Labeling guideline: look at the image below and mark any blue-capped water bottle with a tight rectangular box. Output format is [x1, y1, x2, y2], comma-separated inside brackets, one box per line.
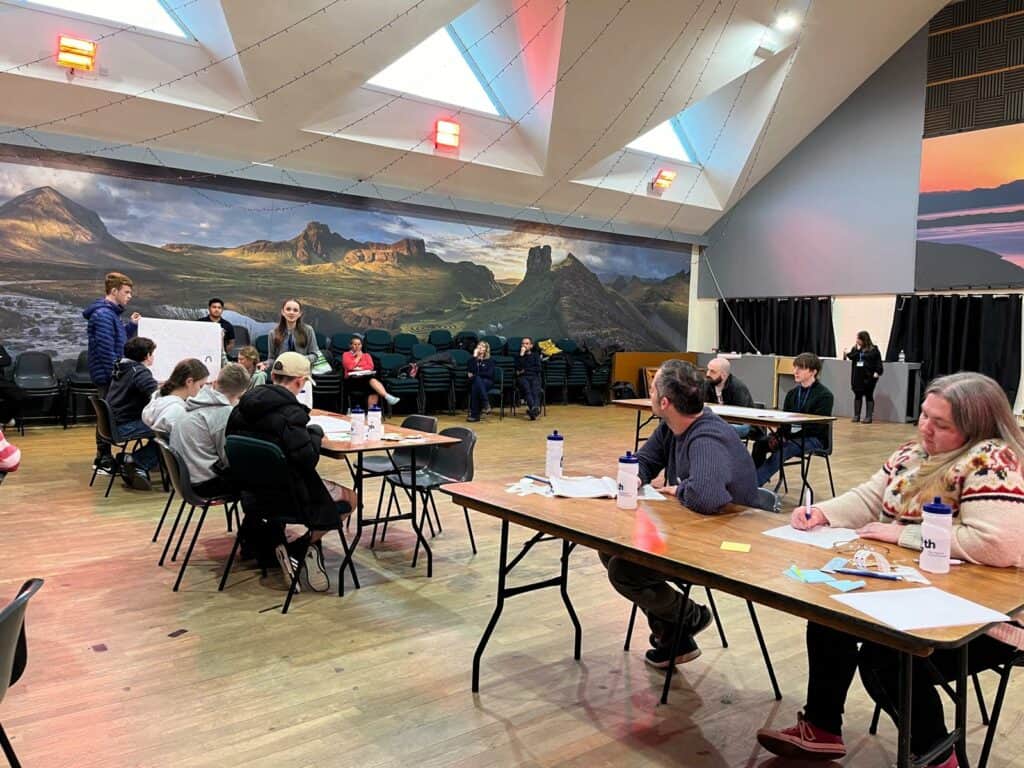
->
[616, 450, 640, 510]
[546, 429, 564, 479]
[350, 404, 366, 443]
[919, 496, 952, 574]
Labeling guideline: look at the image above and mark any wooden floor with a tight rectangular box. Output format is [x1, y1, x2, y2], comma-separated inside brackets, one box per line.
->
[1, 407, 1020, 767]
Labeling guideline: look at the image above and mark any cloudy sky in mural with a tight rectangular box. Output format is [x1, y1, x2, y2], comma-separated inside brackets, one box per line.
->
[0, 161, 687, 281]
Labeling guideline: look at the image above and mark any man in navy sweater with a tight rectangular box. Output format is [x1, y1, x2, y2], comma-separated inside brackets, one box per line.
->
[600, 359, 759, 669]
[83, 272, 141, 472]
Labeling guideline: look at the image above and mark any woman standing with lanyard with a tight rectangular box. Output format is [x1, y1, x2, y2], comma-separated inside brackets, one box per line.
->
[847, 330, 883, 423]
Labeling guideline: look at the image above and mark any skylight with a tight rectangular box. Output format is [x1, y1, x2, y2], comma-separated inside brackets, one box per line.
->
[626, 118, 693, 163]
[27, 0, 188, 38]
[367, 27, 501, 116]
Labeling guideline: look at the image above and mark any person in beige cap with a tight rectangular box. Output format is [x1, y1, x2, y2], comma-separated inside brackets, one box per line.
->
[226, 351, 354, 593]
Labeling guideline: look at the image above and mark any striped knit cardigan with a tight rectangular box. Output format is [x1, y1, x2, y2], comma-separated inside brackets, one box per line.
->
[820, 439, 1024, 650]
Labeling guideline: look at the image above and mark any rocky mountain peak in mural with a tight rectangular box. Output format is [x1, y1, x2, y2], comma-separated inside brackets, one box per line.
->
[0, 185, 147, 266]
[293, 221, 361, 264]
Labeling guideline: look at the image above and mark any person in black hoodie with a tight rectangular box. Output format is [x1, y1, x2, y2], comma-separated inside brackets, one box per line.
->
[846, 330, 884, 424]
[226, 352, 354, 592]
[752, 352, 834, 487]
[467, 340, 496, 423]
[106, 336, 159, 490]
[702, 357, 756, 439]
[515, 337, 542, 420]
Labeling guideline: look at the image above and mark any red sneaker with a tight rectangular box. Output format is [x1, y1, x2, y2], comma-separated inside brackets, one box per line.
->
[757, 712, 847, 760]
[929, 753, 958, 768]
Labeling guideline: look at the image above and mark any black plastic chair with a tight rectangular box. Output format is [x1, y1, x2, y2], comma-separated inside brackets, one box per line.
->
[565, 359, 591, 403]
[780, 421, 836, 499]
[427, 329, 453, 351]
[380, 427, 478, 563]
[378, 353, 418, 416]
[542, 355, 569, 405]
[450, 349, 471, 408]
[393, 333, 419, 357]
[454, 331, 478, 350]
[490, 357, 516, 419]
[312, 372, 343, 412]
[155, 442, 240, 593]
[589, 362, 611, 402]
[0, 578, 44, 768]
[88, 396, 146, 497]
[364, 329, 392, 355]
[221, 436, 357, 613]
[418, 362, 453, 414]
[314, 330, 328, 350]
[480, 335, 505, 355]
[411, 343, 437, 361]
[254, 335, 269, 361]
[484, 366, 507, 420]
[555, 338, 579, 354]
[12, 352, 63, 433]
[366, 415, 438, 544]
[64, 351, 98, 426]
[623, 487, 782, 704]
[232, 324, 251, 349]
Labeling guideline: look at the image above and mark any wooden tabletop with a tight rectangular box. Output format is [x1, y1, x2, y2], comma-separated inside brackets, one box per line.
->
[612, 399, 838, 428]
[310, 409, 460, 457]
[440, 480, 1024, 654]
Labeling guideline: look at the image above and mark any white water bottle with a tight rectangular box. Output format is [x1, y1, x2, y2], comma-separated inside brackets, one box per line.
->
[616, 451, 640, 510]
[350, 405, 367, 443]
[366, 404, 383, 441]
[546, 430, 564, 479]
[898, 349, 906, 363]
[919, 496, 953, 574]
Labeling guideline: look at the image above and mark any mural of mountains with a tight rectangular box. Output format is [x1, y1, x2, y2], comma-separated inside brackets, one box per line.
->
[0, 183, 687, 359]
[918, 179, 1024, 216]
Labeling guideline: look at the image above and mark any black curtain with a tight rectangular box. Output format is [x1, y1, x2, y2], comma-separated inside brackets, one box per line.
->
[717, 297, 836, 357]
[886, 294, 1022, 402]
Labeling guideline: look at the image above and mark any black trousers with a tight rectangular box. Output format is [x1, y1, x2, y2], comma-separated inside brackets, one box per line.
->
[518, 374, 541, 410]
[0, 378, 25, 424]
[854, 377, 879, 404]
[598, 552, 702, 641]
[804, 622, 1016, 758]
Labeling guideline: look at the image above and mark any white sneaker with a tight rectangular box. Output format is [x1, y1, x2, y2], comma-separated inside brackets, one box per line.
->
[385, 393, 400, 406]
[302, 542, 329, 592]
[275, 543, 300, 593]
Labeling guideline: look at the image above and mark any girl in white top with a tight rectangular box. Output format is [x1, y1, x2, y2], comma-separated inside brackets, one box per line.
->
[142, 358, 209, 434]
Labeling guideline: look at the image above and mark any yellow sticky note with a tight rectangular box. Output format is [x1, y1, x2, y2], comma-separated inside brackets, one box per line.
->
[721, 541, 751, 553]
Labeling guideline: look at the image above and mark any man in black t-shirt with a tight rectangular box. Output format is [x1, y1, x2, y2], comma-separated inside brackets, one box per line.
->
[200, 298, 235, 354]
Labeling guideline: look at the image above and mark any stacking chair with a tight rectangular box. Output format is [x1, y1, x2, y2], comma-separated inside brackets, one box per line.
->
[449, 349, 471, 408]
[780, 421, 836, 499]
[505, 337, 524, 356]
[232, 324, 251, 350]
[221, 436, 357, 613]
[565, 359, 591, 403]
[481, 335, 505, 355]
[378, 353, 418, 416]
[393, 333, 419, 357]
[418, 361, 453, 414]
[623, 487, 782, 704]
[366, 415, 438, 544]
[555, 338, 579, 354]
[490, 356, 516, 419]
[0, 578, 44, 768]
[88, 396, 147, 497]
[13, 351, 63, 433]
[542, 355, 569, 405]
[454, 330, 478, 350]
[65, 351, 98, 425]
[427, 329, 453, 351]
[411, 343, 436, 361]
[314, 330, 328, 350]
[312, 372, 343, 412]
[589, 362, 612, 402]
[364, 329, 393, 355]
[329, 332, 356, 357]
[485, 367, 507, 420]
[254, 334, 269, 361]
[155, 442, 240, 592]
[379, 426, 479, 565]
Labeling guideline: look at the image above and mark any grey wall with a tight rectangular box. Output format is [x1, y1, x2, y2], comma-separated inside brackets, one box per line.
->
[699, 29, 928, 299]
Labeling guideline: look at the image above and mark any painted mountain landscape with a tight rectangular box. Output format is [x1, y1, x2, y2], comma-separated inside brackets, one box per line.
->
[916, 122, 1024, 290]
[0, 159, 689, 363]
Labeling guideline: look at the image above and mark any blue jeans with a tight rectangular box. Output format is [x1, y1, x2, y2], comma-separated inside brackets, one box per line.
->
[469, 376, 491, 418]
[518, 374, 541, 410]
[733, 424, 751, 440]
[117, 419, 158, 471]
[755, 436, 823, 487]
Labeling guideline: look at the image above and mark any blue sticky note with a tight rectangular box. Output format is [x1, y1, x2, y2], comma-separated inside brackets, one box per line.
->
[822, 557, 847, 574]
[799, 569, 837, 584]
[783, 565, 804, 582]
[827, 579, 865, 593]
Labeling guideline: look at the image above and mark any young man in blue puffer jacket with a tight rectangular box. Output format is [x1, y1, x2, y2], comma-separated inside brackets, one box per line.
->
[83, 272, 141, 472]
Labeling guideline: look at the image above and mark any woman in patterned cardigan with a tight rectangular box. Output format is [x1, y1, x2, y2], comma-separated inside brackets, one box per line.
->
[757, 372, 1024, 768]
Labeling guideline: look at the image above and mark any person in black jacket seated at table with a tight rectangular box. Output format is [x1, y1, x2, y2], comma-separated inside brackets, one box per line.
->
[467, 340, 496, 423]
[600, 359, 760, 670]
[226, 352, 355, 593]
[515, 336, 542, 420]
[846, 330, 883, 424]
[106, 336, 160, 490]
[702, 357, 756, 439]
[751, 352, 834, 487]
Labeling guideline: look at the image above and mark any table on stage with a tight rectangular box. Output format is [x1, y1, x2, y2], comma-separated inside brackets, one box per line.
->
[440, 479, 1024, 768]
[313, 410, 460, 594]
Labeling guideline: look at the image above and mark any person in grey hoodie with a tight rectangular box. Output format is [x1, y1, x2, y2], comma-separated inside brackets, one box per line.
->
[142, 358, 209, 435]
[170, 363, 250, 498]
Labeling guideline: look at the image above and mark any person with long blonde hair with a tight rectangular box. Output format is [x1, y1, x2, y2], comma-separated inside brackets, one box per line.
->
[757, 372, 1024, 767]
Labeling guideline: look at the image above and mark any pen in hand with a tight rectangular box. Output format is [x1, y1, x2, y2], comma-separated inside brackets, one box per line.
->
[802, 487, 813, 521]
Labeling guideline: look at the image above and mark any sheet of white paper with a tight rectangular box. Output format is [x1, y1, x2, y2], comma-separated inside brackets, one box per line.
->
[831, 587, 1009, 631]
[762, 525, 859, 549]
[137, 318, 222, 382]
[549, 475, 618, 499]
[308, 415, 351, 434]
[640, 484, 667, 501]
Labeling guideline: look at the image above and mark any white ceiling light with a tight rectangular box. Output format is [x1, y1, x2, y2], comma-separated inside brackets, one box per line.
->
[367, 27, 502, 116]
[626, 119, 693, 163]
[774, 12, 799, 32]
[27, 0, 188, 38]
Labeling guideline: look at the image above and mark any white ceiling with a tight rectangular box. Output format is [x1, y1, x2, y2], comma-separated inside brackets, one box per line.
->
[0, 0, 947, 243]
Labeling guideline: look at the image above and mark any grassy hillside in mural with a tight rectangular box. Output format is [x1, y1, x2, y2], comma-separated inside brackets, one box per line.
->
[0, 183, 688, 361]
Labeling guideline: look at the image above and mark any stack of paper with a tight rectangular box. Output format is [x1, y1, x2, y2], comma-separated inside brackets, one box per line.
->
[549, 476, 618, 499]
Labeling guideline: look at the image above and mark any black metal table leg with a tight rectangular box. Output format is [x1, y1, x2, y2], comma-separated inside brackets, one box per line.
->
[338, 450, 364, 596]
[897, 651, 913, 768]
[954, 646, 970, 768]
[407, 446, 432, 577]
[634, 410, 641, 452]
[474, 519, 509, 693]
[560, 540, 581, 660]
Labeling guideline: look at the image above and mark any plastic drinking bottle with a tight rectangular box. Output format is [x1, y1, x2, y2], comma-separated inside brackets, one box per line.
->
[919, 496, 953, 574]
[546, 430, 564, 480]
[350, 405, 367, 443]
[616, 451, 640, 510]
[366, 404, 383, 441]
